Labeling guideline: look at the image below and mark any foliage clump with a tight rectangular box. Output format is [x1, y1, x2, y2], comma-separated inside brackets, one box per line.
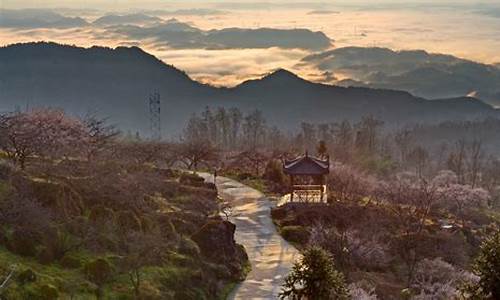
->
[280, 246, 349, 299]
[468, 230, 500, 299]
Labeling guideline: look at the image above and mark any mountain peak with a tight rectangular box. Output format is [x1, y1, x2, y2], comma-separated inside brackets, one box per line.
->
[266, 68, 297, 78]
[261, 68, 306, 83]
[237, 68, 306, 88]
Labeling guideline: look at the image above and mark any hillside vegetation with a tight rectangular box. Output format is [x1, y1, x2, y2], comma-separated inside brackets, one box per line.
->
[0, 109, 248, 299]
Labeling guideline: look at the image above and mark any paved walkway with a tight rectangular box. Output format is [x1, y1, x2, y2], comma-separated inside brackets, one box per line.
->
[200, 174, 300, 300]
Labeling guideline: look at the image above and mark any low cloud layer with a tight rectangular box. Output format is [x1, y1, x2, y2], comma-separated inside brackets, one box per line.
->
[307, 10, 340, 15]
[0, 9, 88, 28]
[111, 19, 333, 50]
[93, 13, 162, 26]
[299, 47, 500, 104]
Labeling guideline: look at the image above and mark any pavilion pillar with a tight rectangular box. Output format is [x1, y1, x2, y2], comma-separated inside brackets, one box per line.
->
[290, 175, 294, 202]
[320, 175, 324, 203]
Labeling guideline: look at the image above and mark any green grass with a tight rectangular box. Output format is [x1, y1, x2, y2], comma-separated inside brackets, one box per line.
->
[0, 246, 96, 299]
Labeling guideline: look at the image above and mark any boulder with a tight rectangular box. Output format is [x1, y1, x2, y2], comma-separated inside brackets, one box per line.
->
[191, 220, 237, 263]
[191, 220, 248, 280]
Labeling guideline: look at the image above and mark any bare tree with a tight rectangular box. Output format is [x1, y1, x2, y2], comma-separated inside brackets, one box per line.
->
[83, 114, 119, 162]
[466, 139, 484, 188]
[242, 109, 266, 150]
[175, 141, 219, 171]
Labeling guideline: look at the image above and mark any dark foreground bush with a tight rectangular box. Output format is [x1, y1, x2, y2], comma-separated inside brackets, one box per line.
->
[84, 258, 113, 286]
[280, 226, 310, 244]
[179, 173, 205, 187]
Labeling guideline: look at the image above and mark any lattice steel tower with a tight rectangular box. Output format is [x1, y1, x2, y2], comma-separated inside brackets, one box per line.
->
[149, 91, 161, 140]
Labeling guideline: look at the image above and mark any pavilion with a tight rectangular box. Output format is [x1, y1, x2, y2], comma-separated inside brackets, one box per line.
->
[283, 152, 330, 203]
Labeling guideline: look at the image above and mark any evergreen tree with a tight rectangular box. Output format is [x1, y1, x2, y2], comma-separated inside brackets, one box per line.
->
[280, 247, 349, 300]
[471, 230, 500, 299]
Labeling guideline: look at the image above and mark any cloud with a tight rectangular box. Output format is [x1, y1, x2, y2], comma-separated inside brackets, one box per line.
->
[0, 9, 88, 29]
[111, 19, 333, 51]
[299, 46, 500, 104]
[93, 13, 162, 26]
[160, 9, 227, 16]
[156, 47, 308, 86]
[307, 10, 340, 15]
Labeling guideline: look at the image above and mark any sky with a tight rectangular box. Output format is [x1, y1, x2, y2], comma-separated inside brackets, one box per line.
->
[1, 1, 500, 86]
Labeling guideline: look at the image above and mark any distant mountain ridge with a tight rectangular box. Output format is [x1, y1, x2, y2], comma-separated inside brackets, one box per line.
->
[300, 46, 500, 106]
[1, 42, 498, 136]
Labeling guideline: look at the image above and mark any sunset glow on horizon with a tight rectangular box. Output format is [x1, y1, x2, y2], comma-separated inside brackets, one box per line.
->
[2, 1, 500, 86]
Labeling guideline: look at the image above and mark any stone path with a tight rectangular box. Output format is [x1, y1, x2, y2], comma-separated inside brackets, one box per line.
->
[200, 173, 300, 300]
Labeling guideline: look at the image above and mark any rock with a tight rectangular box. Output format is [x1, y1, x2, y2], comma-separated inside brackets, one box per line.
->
[191, 220, 249, 280]
[192, 220, 237, 263]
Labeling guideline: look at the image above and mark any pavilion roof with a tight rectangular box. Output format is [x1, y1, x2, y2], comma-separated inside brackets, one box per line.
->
[283, 154, 329, 175]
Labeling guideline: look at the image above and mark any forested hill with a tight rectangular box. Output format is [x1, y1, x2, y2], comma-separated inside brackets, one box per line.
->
[1, 42, 498, 135]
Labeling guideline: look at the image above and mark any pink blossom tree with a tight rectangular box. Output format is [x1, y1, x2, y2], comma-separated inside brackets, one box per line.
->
[328, 163, 379, 204]
[0, 109, 88, 170]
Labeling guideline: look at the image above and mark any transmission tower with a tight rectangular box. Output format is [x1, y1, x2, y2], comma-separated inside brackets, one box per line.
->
[148, 91, 161, 140]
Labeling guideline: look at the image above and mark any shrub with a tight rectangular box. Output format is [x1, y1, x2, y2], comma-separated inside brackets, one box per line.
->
[40, 226, 79, 261]
[17, 268, 37, 285]
[411, 258, 473, 300]
[88, 205, 115, 223]
[0, 163, 12, 180]
[7, 228, 38, 257]
[84, 258, 113, 285]
[263, 160, 286, 185]
[60, 253, 82, 269]
[140, 215, 156, 233]
[178, 236, 200, 257]
[179, 173, 205, 187]
[472, 230, 500, 298]
[348, 281, 378, 300]
[157, 215, 179, 242]
[36, 246, 56, 265]
[0, 227, 7, 246]
[280, 226, 310, 245]
[37, 283, 59, 300]
[237, 173, 255, 181]
[116, 210, 142, 232]
[280, 246, 349, 299]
